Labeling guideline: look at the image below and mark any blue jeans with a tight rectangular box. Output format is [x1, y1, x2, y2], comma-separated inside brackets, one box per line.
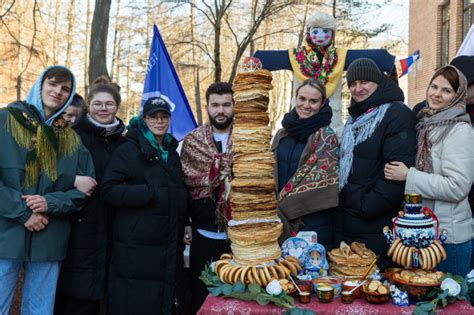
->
[436, 241, 472, 277]
[0, 259, 60, 315]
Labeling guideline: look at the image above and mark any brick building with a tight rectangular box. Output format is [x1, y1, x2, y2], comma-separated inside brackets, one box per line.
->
[407, 0, 473, 106]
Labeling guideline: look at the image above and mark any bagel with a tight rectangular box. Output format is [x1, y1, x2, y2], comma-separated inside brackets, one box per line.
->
[233, 267, 243, 284]
[433, 240, 447, 260]
[391, 241, 403, 264]
[263, 266, 272, 283]
[426, 246, 438, 268]
[406, 247, 415, 269]
[252, 266, 263, 286]
[418, 249, 427, 270]
[221, 265, 234, 283]
[268, 265, 278, 280]
[285, 256, 301, 269]
[421, 248, 432, 270]
[241, 265, 252, 284]
[396, 245, 405, 266]
[281, 259, 298, 276]
[393, 242, 404, 265]
[220, 253, 233, 260]
[400, 245, 409, 267]
[227, 266, 239, 284]
[286, 257, 302, 270]
[215, 260, 230, 275]
[274, 265, 287, 279]
[429, 243, 442, 264]
[387, 239, 401, 257]
[279, 263, 291, 278]
[259, 268, 268, 286]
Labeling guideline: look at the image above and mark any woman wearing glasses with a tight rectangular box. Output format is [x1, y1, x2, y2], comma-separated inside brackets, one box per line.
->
[101, 96, 189, 315]
[55, 76, 126, 314]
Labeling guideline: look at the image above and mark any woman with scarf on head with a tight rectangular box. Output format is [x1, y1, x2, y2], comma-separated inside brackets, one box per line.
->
[385, 65, 474, 276]
[335, 58, 417, 269]
[271, 79, 339, 250]
[55, 76, 126, 314]
[101, 97, 189, 315]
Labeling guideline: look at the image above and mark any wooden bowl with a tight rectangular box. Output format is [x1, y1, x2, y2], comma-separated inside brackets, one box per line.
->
[384, 267, 403, 283]
[362, 284, 391, 304]
[392, 274, 440, 301]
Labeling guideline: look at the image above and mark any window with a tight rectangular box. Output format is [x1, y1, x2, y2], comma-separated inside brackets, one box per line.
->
[463, 0, 473, 39]
[440, 2, 450, 67]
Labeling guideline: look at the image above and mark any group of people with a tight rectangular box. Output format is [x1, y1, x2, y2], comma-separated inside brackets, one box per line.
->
[0, 53, 472, 315]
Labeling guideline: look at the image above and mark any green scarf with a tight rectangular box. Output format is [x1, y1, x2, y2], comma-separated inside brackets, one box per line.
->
[5, 105, 81, 188]
[128, 116, 172, 162]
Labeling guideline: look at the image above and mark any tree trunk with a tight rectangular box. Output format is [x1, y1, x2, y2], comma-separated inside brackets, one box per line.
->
[214, 19, 222, 82]
[53, 0, 60, 65]
[191, 0, 202, 125]
[65, 0, 75, 67]
[89, 0, 111, 85]
[83, 0, 91, 93]
[297, 0, 311, 48]
[110, 0, 121, 80]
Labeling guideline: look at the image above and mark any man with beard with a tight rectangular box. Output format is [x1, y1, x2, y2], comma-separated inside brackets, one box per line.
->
[180, 82, 234, 313]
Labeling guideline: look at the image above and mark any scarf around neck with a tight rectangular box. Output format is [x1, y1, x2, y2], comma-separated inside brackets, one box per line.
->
[281, 101, 332, 142]
[348, 76, 404, 119]
[181, 124, 233, 230]
[415, 65, 471, 172]
[5, 102, 80, 188]
[339, 103, 391, 190]
[128, 116, 172, 162]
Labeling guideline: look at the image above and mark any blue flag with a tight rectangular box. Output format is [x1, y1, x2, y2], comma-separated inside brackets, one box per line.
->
[141, 24, 197, 141]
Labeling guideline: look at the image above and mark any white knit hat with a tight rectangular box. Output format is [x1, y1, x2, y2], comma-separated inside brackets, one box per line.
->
[306, 12, 337, 30]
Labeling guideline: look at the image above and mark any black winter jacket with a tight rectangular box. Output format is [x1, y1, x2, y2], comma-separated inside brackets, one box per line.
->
[57, 115, 125, 300]
[101, 128, 189, 315]
[335, 78, 417, 269]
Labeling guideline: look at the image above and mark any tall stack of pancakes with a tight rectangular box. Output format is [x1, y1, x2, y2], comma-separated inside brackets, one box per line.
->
[228, 68, 283, 265]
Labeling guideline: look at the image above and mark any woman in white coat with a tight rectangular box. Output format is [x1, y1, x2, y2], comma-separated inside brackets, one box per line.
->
[384, 65, 474, 276]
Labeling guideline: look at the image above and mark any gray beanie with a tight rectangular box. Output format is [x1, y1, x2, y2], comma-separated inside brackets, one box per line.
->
[346, 58, 383, 86]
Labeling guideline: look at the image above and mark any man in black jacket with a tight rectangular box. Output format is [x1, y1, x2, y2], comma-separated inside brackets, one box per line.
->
[335, 58, 417, 269]
[180, 82, 234, 313]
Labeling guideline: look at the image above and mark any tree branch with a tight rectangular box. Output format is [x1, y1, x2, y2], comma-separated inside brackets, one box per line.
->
[0, 0, 15, 20]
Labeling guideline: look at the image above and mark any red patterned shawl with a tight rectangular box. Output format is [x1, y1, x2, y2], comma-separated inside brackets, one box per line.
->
[181, 124, 233, 223]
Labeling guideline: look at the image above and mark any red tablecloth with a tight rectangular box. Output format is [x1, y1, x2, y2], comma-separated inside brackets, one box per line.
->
[198, 294, 474, 315]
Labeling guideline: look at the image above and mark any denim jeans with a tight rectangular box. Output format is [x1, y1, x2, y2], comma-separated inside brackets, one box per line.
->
[0, 259, 60, 315]
[436, 240, 472, 277]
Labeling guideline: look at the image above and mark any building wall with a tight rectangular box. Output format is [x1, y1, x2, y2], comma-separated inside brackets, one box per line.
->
[408, 0, 471, 106]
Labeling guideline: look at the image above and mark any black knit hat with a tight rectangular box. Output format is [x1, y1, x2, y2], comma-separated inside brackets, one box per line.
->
[142, 96, 171, 117]
[450, 56, 474, 85]
[346, 58, 383, 86]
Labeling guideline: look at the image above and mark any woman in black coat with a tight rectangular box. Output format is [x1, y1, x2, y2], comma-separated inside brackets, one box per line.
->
[55, 77, 125, 314]
[101, 96, 189, 315]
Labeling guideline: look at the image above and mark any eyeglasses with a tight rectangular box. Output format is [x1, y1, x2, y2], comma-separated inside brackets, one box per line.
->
[90, 102, 117, 110]
[145, 115, 170, 123]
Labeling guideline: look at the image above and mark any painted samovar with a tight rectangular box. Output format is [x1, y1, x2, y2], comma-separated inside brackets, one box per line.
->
[383, 194, 447, 270]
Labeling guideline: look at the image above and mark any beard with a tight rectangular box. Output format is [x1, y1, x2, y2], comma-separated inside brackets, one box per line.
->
[209, 114, 234, 130]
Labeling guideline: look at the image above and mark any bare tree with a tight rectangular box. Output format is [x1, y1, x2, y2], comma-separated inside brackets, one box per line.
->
[89, 0, 111, 85]
[225, 0, 292, 83]
[65, 0, 75, 67]
[110, 0, 121, 80]
[84, 0, 92, 92]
